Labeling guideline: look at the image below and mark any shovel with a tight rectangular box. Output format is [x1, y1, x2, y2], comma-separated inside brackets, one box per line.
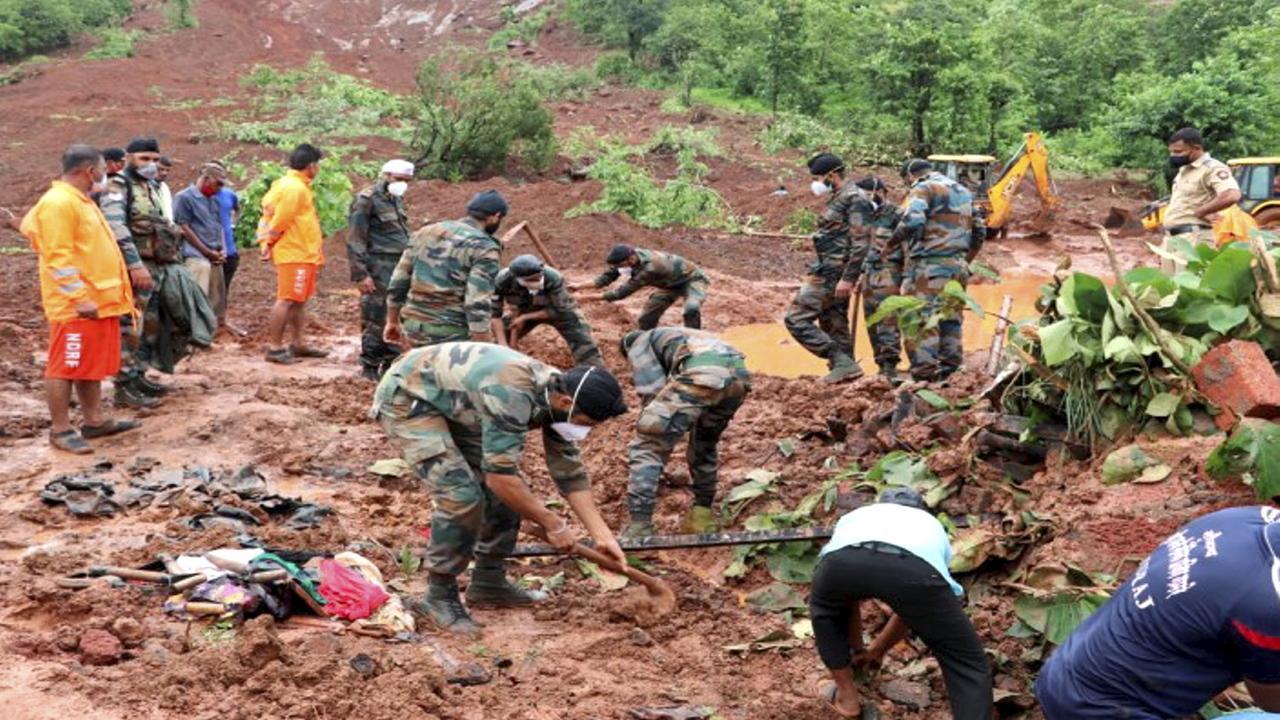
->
[529, 526, 677, 617]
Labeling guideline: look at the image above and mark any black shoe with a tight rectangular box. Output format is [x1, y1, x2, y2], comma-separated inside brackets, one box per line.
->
[114, 382, 160, 409]
[466, 565, 548, 607]
[132, 375, 169, 397]
[416, 582, 480, 636]
[359, 365, 381, 381]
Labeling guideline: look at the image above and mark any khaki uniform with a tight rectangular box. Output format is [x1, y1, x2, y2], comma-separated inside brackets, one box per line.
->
[1161, 154, 1240, 273]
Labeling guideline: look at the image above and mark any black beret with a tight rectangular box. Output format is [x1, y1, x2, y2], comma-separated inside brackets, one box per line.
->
[606, 244, 635, 265]
[126, 137, 160, 154]
[856, 176, 886, 192]
[509, 254, 544, 278]
[561, 366, 627, 421]
[103, 148, 126, 162]
[807, 152, 845, 176]
[466, 189, 509, 216]
[901, 158, 932, 178]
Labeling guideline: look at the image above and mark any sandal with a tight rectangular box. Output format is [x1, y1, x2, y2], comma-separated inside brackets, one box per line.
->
[818, 681, 878, 720]
[289, 345, 330, 359]
[264, 348, 299, 365]
[49, 430, 92, 455]
[81, 419, 141, 439]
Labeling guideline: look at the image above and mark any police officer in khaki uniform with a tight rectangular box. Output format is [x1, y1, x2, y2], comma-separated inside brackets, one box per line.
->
[1161, 127, 1242, 273]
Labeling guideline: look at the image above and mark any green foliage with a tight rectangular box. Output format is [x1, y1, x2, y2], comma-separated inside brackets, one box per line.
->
[167, 0, 197, 29]
[409, 50, 556, 179]
[0, 0, 132, 61]
[1206, 419, 1280, 501]
[84, 27, 139, 60]
[566, 128, 733, 230]
[233, 158, 353, 247]
[487, 7, 550, 50]
[222, 56, 407, 149]
[594, 52, 646, 85]
[781, 208, 815, 235]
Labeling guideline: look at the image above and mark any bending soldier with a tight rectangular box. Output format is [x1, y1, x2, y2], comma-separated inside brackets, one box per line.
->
[576, 244, 709, 330]
[492, 254, 605, 367]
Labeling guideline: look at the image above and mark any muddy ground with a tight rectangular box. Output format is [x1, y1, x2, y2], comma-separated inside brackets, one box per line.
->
[0, 2, 1249, 719]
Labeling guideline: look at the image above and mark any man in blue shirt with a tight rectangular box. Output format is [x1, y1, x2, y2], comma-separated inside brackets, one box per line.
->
[216, 182, 241, 333]
[1037, 506, 1280, 719]
[173, 163, 228, 324]
[809, 487, 992, 719]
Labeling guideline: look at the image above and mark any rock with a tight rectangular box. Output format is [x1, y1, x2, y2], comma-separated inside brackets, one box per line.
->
[139, 639, 170, 665]
[53, 625, 80, 652]
[881, 678, 930, 710]
[630, 628, 654, 647]
[235, 615, 283, 671]
[1192, 340, 1280, 426]
[110, 617, 145, 647]
[79, 628, 123, 666]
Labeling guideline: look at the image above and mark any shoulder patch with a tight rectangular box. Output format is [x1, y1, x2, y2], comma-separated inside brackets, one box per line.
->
[1215, 169, 1231, 181]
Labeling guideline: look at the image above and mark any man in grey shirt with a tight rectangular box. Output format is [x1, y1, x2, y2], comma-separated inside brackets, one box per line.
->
[174, 162, 229, 323]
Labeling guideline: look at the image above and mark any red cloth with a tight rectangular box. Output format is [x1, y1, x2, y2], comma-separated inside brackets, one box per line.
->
[317, 559, 389, 620]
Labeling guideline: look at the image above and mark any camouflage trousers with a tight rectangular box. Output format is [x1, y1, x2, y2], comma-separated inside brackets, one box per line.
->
[360, 255, 403, 376]
[863, 263, 904, 373]
[117, 260, 163, 382]
[638, 277, 709, 330]
[504, 315, 605, 368]
[903, 257, 968, 381]
[627, 375, 750, 518]
[784, 275, 852, 365]
[404, 318, 471, 349]
[375, 389, 520, 579]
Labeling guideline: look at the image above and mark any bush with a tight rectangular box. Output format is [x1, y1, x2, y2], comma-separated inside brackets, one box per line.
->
[487, 7, 550, 50]
[644, 124, 722, 158]
[0, 0, 131, 61]
[233, 157, 353, 248]
[408, 50, 556, 179]
[167, 0, 197, 29]
[594, 52, 646, 85]
[84, 27, 139, 60]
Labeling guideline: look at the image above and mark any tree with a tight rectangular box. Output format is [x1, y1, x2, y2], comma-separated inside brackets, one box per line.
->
[763, 0, 806, 114]
[564, 0, 666, 62]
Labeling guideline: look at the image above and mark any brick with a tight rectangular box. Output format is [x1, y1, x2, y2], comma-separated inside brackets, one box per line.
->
[1192, 340, 1280, 420]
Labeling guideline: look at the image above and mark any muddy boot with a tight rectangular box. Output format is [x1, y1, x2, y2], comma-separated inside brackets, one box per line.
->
[417, 579, 480, 637]
[821, 353, 863, 385]
[359, 365, 381, 381]
[466, 561, 548, 607]
[877, 366, 898, 382]
[114, 381, 160, 409]
[622, 516, 656, 539]
[132, 375, 169, 397]
[680, 505, 716, 534]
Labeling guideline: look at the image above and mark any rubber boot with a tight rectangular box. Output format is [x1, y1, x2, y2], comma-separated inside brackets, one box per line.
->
[132, 375, 169, 397]
[417, 578, 480, 637]
[114, 380, 160, 409]
[821, 353, 863, 385]
[359, 365, 381, 381]
[622, 514, 656, 538]
[680, 505, 716, 534]
[466, 561, 548, 607]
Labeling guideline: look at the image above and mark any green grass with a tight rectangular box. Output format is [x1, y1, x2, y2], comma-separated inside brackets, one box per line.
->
[688, 87, 771, 115]
[85, 29, 141, 60]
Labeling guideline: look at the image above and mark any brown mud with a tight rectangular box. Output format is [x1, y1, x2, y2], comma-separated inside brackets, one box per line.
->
[0, 2, 1234, 719]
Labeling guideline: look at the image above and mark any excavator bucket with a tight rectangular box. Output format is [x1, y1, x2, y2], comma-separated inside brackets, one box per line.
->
[1103, 206, 1143, 232]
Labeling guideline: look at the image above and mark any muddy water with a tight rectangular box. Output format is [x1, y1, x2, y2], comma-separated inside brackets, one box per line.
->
[721, 273, 1051, 377]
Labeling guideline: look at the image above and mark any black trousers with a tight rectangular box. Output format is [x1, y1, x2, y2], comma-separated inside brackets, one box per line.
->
[222, 253, 240, 294]
[809, 545, 993, 720]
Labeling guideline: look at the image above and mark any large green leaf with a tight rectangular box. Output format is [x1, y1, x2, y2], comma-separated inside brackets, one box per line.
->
[1039, 319, 1079, 367]
[1013, 592, 1109, 645]
[1102, 336, 1140, 364]
[1145, 392, 1181, 418]
[765, 547, 819, 583]
[1206, 419, 1280, 501]
[1070, 273, 1110, 323]
[1206, 304, 1251, 333]
[1200, 247, 1256, 305]
[866, 295, 925, 326]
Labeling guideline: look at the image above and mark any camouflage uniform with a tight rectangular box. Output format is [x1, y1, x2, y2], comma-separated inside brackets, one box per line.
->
[387, 217, 500, 347]
[370, 343, 590, 579]
[99, 170, 184, 381]
[348, 181, 411, 376]
[493, 266, 604, 367]
[898, 172, 975, 381]
[784, 180, 875, 365]
[862, 203, 906, 374]
[624, 328, 751, 519]
[594, 249, 710, 329]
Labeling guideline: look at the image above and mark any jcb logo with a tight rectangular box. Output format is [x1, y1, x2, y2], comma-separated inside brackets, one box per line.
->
[65, 332, 83, 368]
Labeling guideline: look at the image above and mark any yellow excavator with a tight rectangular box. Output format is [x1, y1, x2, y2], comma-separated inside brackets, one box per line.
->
[1113, 157, 1280, 232]
[929, 131, 1060, 239]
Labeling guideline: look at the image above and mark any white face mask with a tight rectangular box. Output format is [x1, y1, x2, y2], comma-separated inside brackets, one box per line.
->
[90, 171, 107, 194]
[518, 277, 545, 292]
[136, 162, 159, 181]
[387, 181, 408, 197]
[548, 368, 596, 444]
[810, 180, 832, 198]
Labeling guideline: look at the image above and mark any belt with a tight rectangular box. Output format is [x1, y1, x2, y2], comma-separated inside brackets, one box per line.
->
[1167, 224, 1209, 236]
[850, 541, 911, 557]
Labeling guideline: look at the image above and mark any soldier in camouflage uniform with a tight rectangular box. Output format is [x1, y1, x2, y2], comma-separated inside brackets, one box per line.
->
[619, 327, 751, 538]
[371, 342, 629, 635]
[577, 244, 710, 329]
[348, 159, 414, 380]
[492, 254, 605, 367]
[858, 177, 906, 378]
[99, 137, 185, 409]
[385, 190, 507, 349]
[894, 159, 979, 381]
[784, 153, 875, 384]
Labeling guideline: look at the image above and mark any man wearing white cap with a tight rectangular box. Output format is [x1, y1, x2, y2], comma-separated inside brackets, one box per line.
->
[348, 159, 415, 379]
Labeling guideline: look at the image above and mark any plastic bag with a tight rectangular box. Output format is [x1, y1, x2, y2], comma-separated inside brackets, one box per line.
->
[318, 559, 389, 620]
[1213, 206, 1259, 247]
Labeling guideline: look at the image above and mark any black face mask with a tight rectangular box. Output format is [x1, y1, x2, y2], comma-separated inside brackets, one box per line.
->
[1169, 154, 1192, 169]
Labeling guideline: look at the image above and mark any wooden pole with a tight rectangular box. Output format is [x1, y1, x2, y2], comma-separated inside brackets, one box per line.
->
[520, 223, 557, 266]
[985, 294, 1014, 376]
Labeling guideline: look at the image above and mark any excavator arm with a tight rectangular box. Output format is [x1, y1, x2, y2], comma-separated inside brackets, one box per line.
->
[987, 132, 1060, 231]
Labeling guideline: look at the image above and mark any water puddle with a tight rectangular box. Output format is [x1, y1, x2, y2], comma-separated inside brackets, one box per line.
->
[720, 274, 1050, 377]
